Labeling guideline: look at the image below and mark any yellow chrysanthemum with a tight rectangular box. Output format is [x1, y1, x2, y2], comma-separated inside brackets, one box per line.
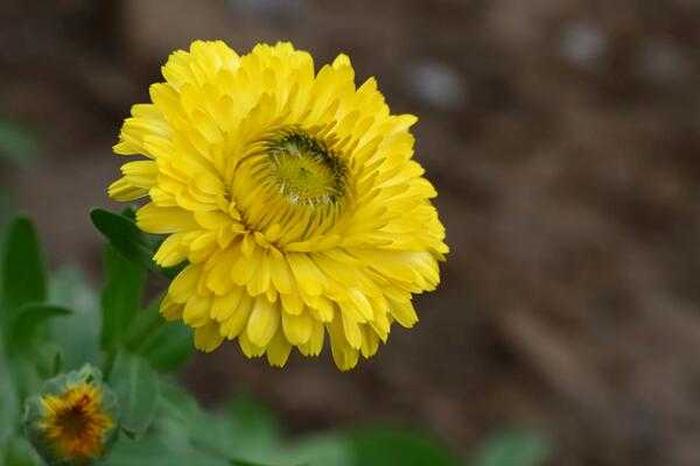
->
[109, 40, 448, 370]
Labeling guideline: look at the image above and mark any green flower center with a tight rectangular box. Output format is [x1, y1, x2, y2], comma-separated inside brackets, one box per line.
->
[232, 128, 349, 242]
[263, 131, 346, 206]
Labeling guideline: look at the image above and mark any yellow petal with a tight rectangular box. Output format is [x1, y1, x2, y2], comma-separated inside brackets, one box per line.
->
[169, 265, 201, 303]
[246, 296, 279, 347]
[360, 326, 380, 358]
[328, 317, 359, 371]
[266, 329, 292, 367]
[154, 232, 188, 267]
[194, 321, 224, 352]
[281, 310, 313, 345]
[160, 294, 183, 321]
[107, 177, 148, 201]
[388, 297, 418, 328]
[286, 253, 325, 296]
[137, 203, 199, 234]
[239, 331, 265, 357]
[305, 295, 334, 322]
[247, 248, 271, 296]
[341, 310, 362, 350]
[220, 293, 253, 339]
[183, 295, 211, 328]
[211, 287, 244, 322]
[269, 251, 293, 294]
[298, 320, 325, 356]
[280, 292, 304, 315]
[206, 255, 235, 296]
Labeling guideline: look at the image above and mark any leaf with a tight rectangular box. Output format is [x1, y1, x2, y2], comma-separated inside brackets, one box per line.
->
[0, 190, 13, 232]
[0, 217, 46, 315]
[7, 303, 71, 352]
[106, 382, 231, 466]
[123, 298, 164, 347]
[230, 460, 286, 466]
[157, 380, 204, 423]
[228, 395, 281, 447]
[174, 393, 282, 464]
[137, 323, 193, 372]
[100, 245, 146, 351]
[2, 436, 42, 466]
[124, 297, 193, 372]
[348, 427, 460, 466]
[8, 356, 42, 406]
[472, 429, 551, 466]
[0, 338, 18, 445]
[91, 208, 159, 273]
[103, 436, 229, 466]
[109, 351, 159, 436]
[223, 395, 281, 460]
[48, 266, 101, 370]
[285, 433, 353, 466]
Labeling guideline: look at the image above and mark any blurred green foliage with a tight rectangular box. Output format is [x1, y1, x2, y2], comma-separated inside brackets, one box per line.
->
[0, 212, 551, 465]
[0, 119, 39, 167]
[471, 429, 551, 466]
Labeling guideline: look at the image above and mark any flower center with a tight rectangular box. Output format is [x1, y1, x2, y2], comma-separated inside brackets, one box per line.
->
[56, 400, 90, 438]
[40, 385, 113, 461]
[232, 128, 348, 242]
[265, 131, 346, 206]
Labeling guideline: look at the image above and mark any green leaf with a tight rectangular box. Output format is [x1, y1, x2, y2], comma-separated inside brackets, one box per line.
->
[105, 437, 230, 466]
[137, 323, 193, 372]
[100, 245, 146, 351]
[472, 429, 551, 466]
[109, 351, 160, 436]
[0, 337, 18, 445]
[2, 436, 42, 466]
[222, 395, 281, 461]
[230, 460, 285, 466]
[0, 217, 46, 315]
[157, 380, 203, 422]
[91, 208, 158, 272]
[106, 382, 230, 466]
[0, 190, 13, 232]
[123, 298, 164, 347]
[8, 356, 42, 406]
[286, 433, 353, 466]
[348, 428, 460, 466]
[48, 266, 100, 370]
[124, 297, 193, 372]
[228, 395, 281, 447]
[7, 303, 71, 352]
[167, 393, 282, 464]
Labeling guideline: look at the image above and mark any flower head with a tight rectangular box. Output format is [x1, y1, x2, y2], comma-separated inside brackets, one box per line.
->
[24, 365, 118, 465]
[109, 41, 448, 370]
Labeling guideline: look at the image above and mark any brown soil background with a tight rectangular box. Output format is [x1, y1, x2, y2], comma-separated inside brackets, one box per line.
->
[1, 1, 699, 465]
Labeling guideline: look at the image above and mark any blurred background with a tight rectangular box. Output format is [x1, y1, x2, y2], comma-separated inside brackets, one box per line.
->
[1, 0, 699, 464]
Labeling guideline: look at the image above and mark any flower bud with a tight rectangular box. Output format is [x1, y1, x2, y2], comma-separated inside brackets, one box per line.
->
[24, 365, 118, 465]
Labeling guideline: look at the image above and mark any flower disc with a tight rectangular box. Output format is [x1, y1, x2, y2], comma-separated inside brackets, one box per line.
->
[109, 41, 448, 370]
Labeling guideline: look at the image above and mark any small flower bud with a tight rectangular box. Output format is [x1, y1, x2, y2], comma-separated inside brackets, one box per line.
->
[24, 365, 118, 465]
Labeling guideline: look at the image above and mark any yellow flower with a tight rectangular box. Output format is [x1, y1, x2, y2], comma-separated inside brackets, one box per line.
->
[24, 366, 117, 464]
[109, 41, 448, 370]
